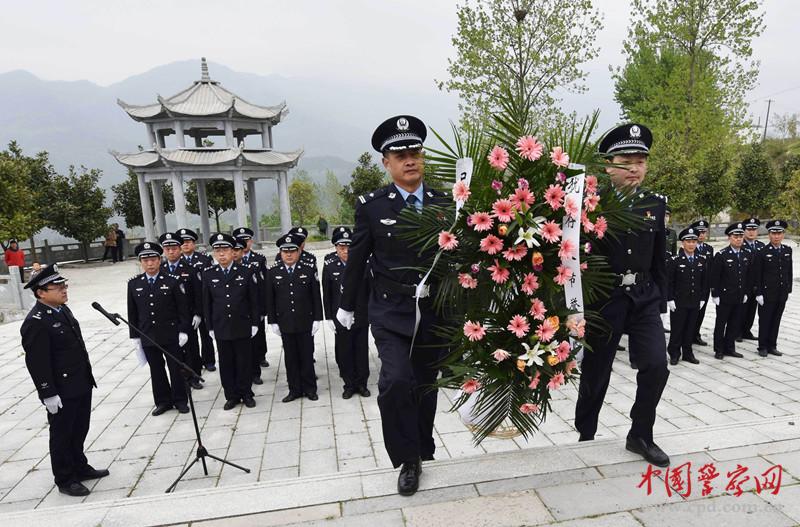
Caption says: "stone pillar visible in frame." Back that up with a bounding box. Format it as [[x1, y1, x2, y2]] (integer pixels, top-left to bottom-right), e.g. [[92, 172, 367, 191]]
[[247, 178, 260, 241], [151, 180, 167, 236], [233, 170, 248, 228], [137, 172, 155, 241], [268, 127, 274, 149], [146, 124, 157, 148], [196, 179, 211, 242], [171, 171, 188, 229], [261, 125, 271, 149], [278, 171, 291, 235], [175, 120, 185, 147], [225, 121, 234, 147]]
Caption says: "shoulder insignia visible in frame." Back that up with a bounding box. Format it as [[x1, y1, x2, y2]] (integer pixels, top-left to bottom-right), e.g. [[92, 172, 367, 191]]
[[357, 186, 389, 206]]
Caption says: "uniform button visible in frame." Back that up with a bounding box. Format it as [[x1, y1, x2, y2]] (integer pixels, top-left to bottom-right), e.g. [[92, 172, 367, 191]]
[[625, 287, 631, 291], [226, 294, 230, 298], [150, 294, 154, 297], [150, 312, 154, 315], [228, 314, 231, 317], [63, 373, 68, 377], [227, 304, 230, 307], [291, 309, 295, 312], [150, 303, 154, 306], [627, 249, 632, 254], [382, 293, 388, 299], [387, 233, 392, 237]]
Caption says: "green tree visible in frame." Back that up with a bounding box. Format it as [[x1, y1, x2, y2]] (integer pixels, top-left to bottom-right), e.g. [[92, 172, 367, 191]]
[[320, 170, 343, 222], [774, 168, 800, 233], [339, 153, 387, 223], [288, 170, 320, 226], [111, 169, 175, 229], [47, 166, 112, 260], [186, 180, 242, 232], [439, 0, 602, 129], [0, 141, 55, 240], [732, 142, 778, 216]]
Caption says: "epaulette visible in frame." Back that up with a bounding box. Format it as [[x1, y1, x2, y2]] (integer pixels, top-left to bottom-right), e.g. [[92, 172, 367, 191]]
[[202, 265, 215, 272], [323, 251, 338, 264], [128, 274, 140, 283], [269, 261, 282, 269], [357, 186, 389, 205]]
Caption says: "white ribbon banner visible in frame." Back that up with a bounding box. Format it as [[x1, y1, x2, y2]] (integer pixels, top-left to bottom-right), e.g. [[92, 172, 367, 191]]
[[561, 164, 586, 362]]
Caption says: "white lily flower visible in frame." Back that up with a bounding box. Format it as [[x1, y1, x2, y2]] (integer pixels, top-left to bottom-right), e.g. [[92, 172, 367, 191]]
[[519, 341, 545, 367], [515, 226, 540, 248]]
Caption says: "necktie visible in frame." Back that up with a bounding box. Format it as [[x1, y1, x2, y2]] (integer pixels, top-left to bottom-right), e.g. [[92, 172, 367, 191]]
[[169, 265, 175, 274], [224, 268, 229, 277], [406, 194, 421, 212], [287, 266, 294, 276], [148, 277, 155, 286]]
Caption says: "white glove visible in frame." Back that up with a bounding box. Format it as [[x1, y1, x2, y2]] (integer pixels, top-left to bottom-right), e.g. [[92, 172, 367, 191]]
[[209, 330, 215, 340], [178, 332, 188, 347], [667, 300, 676, 312], [326, 320, 336, 334], [700, 301, 706, 309], [251, 326, 258, 338], [311, 321, 320, 335], [43, 395, 63, 415], [742, 294, 748, 304], [191, 315, 201, 330], [712, 297, 720, 306], [756, 295, 764, 306], [336, 308, 355, 330], [133, 338, 147, 367], [269, 324, 281, 336]]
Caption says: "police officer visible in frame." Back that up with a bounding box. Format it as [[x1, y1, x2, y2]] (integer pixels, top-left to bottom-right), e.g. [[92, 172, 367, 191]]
[[178, 228, 217, 371], [21, 265, 109, 496], [203, 233, 260, 410], [739, 217, 764, 341], [575, 123, 670, 468], [337, 115, 448, 496], [690, 219, 714, 346], [666, 227, 708, 365], [664, 206, 678, 257], [753, 220, 793, 357], [710, 222, 752, 360], [274, 226, 318, 270], [235, 227, 271, 382], [161, 232, 203, 389], [323, 227, 370, 399], [128, 241, 191, 416]]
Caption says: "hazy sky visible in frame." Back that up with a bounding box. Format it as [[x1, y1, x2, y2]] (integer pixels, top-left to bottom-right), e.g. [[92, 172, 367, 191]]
[[2, 0, 797, 131]]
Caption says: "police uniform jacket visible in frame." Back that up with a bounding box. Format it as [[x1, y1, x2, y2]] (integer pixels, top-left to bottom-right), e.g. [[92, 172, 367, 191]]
[[710, 247, 753, 304], [666, 252, 708, 308], [340, 183, 449, 336], [162, 259, 201, 316], [665, 228, 678, 257], [274, 250, 317, 271], [127, 273, 191, 347], [322, 252, 369, 329], [202, 263, 260, 340], [243, 251, 269, 317], [266, 260, 323, 333], [21, 302, 96, 400], [695, 242, 714, 260], [184, 251, 213, 269], [753, 244, 793, 302]]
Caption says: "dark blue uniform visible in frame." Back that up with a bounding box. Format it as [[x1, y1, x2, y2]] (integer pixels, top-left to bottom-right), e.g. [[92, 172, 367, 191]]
[[666, 252, 708, 362], [242, 250, 269, 379], [202, 262, 260, 402], [740, 238, 766, 339], [575, 189, 669, 443], [127, 272, 191, 407], [710, 246, 752, 357], [693, 241, 714, 341], [754, 243, 793, 353], [22, 302, 96, 487], [162, 259, 203, 377], [340, 183, 448, 468], [322, 251, 370, 392], [266, 260, 322, 397], [183, 251, 217, 368]]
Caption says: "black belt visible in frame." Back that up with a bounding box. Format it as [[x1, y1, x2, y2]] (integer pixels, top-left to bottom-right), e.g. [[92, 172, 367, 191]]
[[614, 271, 650, 287], [373, 274, 423, 298]]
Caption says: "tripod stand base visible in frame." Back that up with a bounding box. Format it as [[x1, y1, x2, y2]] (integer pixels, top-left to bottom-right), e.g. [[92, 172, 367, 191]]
[[166, 445, 251, 493]]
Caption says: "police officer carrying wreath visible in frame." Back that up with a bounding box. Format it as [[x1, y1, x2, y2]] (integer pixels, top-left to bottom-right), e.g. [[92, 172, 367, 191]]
[[753, 219, 792, 357], [575, 123, 671, 468], [666, 227, 708, 365], [21, 265, 109, 496], [337, 115, 448, 496]]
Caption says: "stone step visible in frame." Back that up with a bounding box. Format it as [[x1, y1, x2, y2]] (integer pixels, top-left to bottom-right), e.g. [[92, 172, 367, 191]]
[[3, 415, 799, 527]]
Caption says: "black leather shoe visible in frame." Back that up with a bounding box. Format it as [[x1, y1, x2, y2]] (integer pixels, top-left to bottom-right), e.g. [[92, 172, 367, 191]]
[[282, 393, 300, 403], [714, 352, 724, 360], [176, 403, 190, 414], [769, 349, 783, 356], [630, 361, 639, 370], [626, 435, 670, 467], [578, 434, 594, 442], [243, 397, 256, 408], [758, 348, 769, 357], [694, 337, 708, 346], [223, 399, 239, 411], [342, 388, 355, 399], [205, 364, 216, 372], [260, 359, 270, 368], [190, 379, 203, 390], [682, 355, 700, 364], [735, 338, 743, 343], [397, 458, 422, 496], [725, 351, 744, 358], [152, 404, 172, 416], [358, 386, 371, 397], [669, 356, 679, 366], [59, 481, 90, 497], [252, 376, 263, 385], [742, 332, 757, 340], [307, 393, 319, 401], [78, 466, 110, 481]]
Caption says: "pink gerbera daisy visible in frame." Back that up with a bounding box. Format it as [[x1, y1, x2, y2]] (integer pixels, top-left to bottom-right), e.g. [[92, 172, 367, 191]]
[[544, 184, 565, 210], [492, 348, 511, 362], [507, 314, 530, 338], [438, 231, 459, 251], [536, 319, 557, 342], [516, 135, 544, 161], [585, 175, 598, 195], [517, 178, 529, 190], [510, 187, 535, 211], [520, 402, 540, 414], [540, 221, 562, 243], [463, 321, 486, 342], [558, 239, 576, 260], [554, 265, 573, 286], [502, 244, 528, 262], [479, 234, 504, 255], [564, 195, 579, 218], [594, 216, 608, 239], [487, 259, 510, 284], [550, 146, 570, 168], [529, 298, 547, 320], [452, 181, 471, 202], [555, 341, 571, 362], [487, 146, 510, 171], [581, 211, 595, 233], [521, 273, 540, 295], [547, 372, 566, 390], [529, 371, 541, 389], [584, 193, 600, 212], [470, 212, 494, 232], [462, 378, 482, 394], [492, 199, 515, 222], [565, 360, 579, 375], [458, 273, 478, 289]]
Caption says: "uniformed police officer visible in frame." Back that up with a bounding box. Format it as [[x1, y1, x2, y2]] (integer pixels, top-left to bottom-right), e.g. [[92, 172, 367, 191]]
[[337, 115, 449, 496], [575, 123, 670, 468], [161, 232, 203, 389], [274, 226, 318, 270], [690, 219, 714, 346], [203, 233, 260, 410], [322, 227, 371, 399], [178, 228, 217, 371], [739, 217, 765, 341], [128, 242, 191, 416], [21, 265, 109, 496], [235, 227, 271, 382], [666, 227, 708, 365], [753, 219, 793, 357], [710, 222, 752, 360], [664, 206, 678, 257]]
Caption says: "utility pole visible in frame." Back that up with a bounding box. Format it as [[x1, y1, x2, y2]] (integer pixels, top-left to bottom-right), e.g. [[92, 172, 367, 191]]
[[762, 99, 773, 142]]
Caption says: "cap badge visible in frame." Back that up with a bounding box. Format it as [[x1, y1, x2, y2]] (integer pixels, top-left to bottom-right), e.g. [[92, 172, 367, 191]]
[[144, 243, 151, 249], [343, 232, 349, 238], [52, 264, 59, 272], [285, 236, 291, 242], [166, 233, 171, 239], [629, 125, 641, 138], [217, 234, 223, 240], [738, 223, 742, 228], [397, 117, 409, 131]]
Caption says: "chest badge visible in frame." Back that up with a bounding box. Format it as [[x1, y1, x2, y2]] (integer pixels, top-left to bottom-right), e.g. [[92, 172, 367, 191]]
[[380, 219, 397, 225]]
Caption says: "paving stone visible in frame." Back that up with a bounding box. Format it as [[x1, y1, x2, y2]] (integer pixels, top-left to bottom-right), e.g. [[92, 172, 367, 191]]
[[403, 489, 553, 526], [632, 493, 795, 526], [192, 503, 341, 527]]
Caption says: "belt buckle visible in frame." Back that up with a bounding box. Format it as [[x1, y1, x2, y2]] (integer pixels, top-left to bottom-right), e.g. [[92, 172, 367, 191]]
[[621, 273, 636, 286]]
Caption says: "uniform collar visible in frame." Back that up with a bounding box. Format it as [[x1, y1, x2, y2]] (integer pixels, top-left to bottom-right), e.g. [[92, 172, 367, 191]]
[[146, 272, 160, 280], [393, 183, 424, 205]]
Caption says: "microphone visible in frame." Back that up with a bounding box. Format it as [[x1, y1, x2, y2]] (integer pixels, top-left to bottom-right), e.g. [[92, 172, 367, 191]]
[[92, 302, 120, 326]]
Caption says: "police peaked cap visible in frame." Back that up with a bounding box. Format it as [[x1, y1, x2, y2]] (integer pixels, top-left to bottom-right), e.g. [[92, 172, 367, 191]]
[[233, 238, 246, 250], [725, 222, 745, 236], [158, 232, 181, 246], [332, 226, 353, 245], [371, 115, 427, 153], [288, 226, 309, 241], [177, 228, 198, 242], [276, 232, 304, 250], [744, 217, 760, 228], [135, 241, 163, 259], [234, 227, 255, 240], [24, 263, 67, 290], [210, 233, 236, 248], [690, 220, 709, 232], [598, 123, 653, 157], [766, 219, 788, 232], [678, 227, 699, 241]]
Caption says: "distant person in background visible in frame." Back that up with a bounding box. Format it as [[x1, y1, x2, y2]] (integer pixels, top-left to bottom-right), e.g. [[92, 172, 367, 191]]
[[29, 262, 43, 280], [2, 238, 26, 282], [101, 226, 117, 263], [115, 225, 126, 262], [317, 216, 328, 237]]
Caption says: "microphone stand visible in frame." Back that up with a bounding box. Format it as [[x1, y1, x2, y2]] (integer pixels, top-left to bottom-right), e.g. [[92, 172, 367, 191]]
[[98, 309, 250, 492]]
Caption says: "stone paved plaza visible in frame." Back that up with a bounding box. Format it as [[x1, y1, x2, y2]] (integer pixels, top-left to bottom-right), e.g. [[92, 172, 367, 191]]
[[1, 242, 799, 525]]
